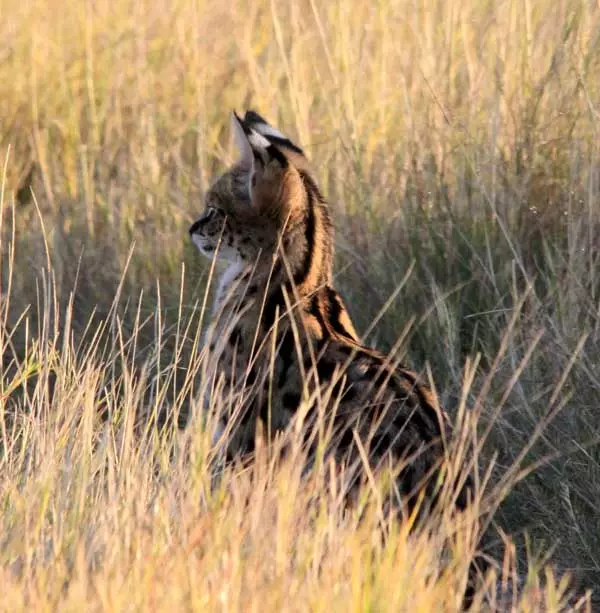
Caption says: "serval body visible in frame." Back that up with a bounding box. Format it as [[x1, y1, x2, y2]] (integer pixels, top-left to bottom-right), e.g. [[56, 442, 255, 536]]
[[189, 110, 467, 517]]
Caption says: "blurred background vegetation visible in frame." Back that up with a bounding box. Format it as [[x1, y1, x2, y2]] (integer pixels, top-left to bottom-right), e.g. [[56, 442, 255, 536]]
[[1, 0, 600, 608]]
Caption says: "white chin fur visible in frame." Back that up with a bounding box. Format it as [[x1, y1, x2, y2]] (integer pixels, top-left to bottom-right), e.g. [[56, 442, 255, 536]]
[[192, 235, 225, 261], [192, 233, 211, 256], [193, 233, 243, 265]]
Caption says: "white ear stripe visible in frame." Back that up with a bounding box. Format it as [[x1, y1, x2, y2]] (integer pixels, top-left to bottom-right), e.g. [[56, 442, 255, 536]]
[[248, 129, 271, 151], [252, 123, 288, 141]]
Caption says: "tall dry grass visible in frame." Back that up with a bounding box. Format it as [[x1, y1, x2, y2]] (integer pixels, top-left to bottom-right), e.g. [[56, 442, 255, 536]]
[[1, 0, 599, 609]]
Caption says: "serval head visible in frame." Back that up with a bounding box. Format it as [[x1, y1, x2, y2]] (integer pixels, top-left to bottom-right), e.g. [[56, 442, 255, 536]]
[[189, 111, 334, 295]]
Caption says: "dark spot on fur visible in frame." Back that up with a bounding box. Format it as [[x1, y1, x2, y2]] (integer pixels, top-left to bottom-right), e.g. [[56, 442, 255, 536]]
[[259, 401, 270, 424], [277, 371, 287, 389], [397, 464, 417, 500], [282, 392, 300, 410], [227, 435, 255, 461], [338, 427, 356, 451], [316, 358, 336, 382], [327, 375, 354, 406], [365, 365, 391, 390], [342, 385, 358, 402], [263, 287, 285, 330], [277, 330, 296, 388], [336, 344, 354, 359], [230, 327, 242, 349], [371, 432, 395, 454], [314, 338, 328, 355]]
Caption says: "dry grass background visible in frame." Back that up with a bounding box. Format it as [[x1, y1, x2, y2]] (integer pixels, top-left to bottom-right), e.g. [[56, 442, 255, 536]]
[[1, 0, 600, 610]]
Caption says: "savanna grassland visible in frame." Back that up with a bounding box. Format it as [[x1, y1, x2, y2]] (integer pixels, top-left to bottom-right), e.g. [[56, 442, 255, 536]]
[[1, 0, 599, 610]]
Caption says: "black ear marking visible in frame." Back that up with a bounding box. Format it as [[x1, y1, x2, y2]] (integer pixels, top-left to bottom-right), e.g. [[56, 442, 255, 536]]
[[234, 110, 252, 135], [265, 135, 304, 155], [244, 110, 268, 125], [252, 149, 265, 167], [242, 110, 305, 155], [266, 145, 288, 168]]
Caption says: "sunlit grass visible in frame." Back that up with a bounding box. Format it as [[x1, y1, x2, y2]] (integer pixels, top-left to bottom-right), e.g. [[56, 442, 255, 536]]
[[0, 250, 591, 612], [1, 0, 599, 609]]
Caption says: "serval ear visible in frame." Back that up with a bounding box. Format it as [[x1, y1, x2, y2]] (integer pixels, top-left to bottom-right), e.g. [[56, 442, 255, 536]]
[[247, 129, 297, 215], [243, 110, 304, 155], [230, 110, 253, 170], [247, 129, 289, 171]]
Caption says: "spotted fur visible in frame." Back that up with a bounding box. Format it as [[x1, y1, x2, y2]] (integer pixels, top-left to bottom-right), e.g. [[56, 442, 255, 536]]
[[189, 111, 461, 514]]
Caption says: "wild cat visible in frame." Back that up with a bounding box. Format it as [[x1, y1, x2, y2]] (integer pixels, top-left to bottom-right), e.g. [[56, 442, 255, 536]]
[[188, 110, 470, 516], [189, 111, 485, 606]]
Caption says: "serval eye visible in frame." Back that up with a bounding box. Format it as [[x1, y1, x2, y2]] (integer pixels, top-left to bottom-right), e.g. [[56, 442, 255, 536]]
[[205, 205, 221, 218], [251, 175, 257, 188]]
